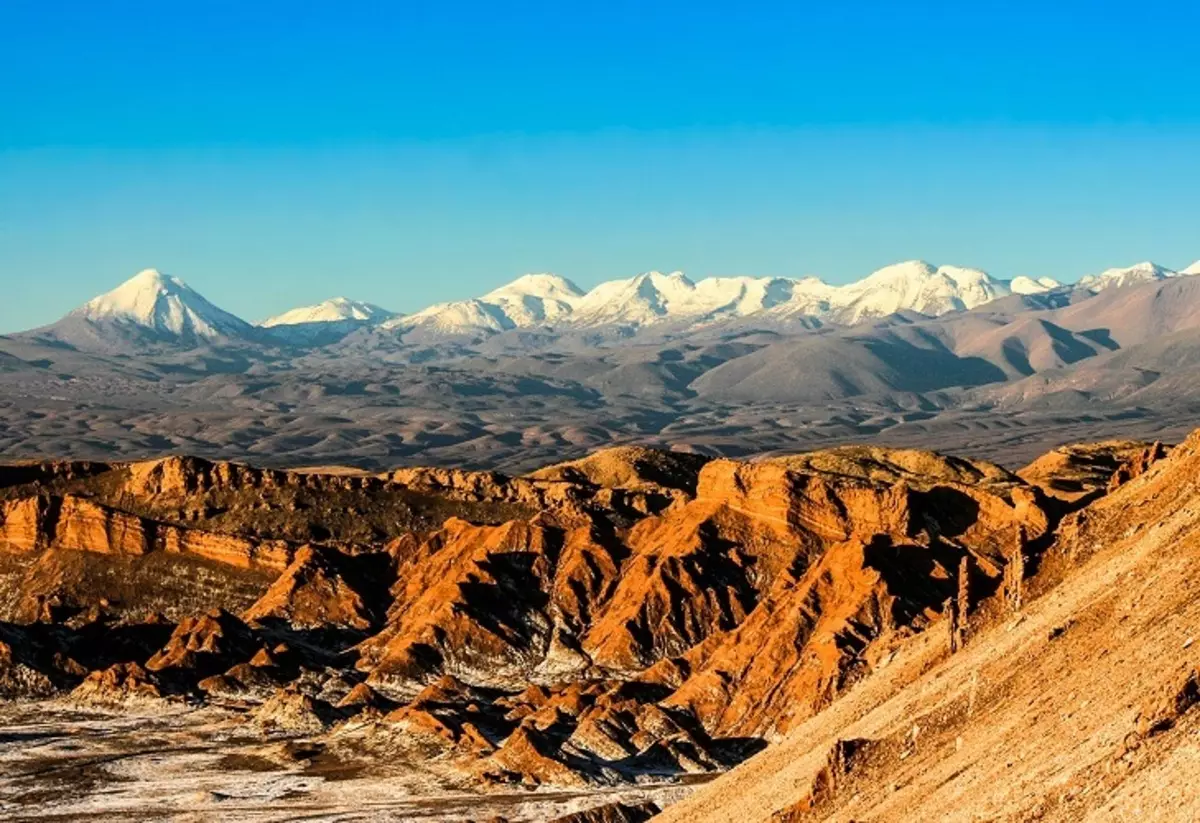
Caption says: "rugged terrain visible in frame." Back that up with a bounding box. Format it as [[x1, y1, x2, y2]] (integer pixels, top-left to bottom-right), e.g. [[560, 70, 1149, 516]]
[[658, 430, 1200, 822], [0, 432, 1185, 820]]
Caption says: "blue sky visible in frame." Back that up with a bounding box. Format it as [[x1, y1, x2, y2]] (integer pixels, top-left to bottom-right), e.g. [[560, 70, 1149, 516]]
[[2, 1, 1199, 331]]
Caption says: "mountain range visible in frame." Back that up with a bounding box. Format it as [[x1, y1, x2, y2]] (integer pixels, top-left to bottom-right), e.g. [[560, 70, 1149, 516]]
[[1, 256, 1200, 473], [21, 258, 1198, 349]]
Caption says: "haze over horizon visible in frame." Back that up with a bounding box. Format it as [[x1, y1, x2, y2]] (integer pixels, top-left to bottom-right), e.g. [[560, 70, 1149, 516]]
[[3, 0, 1199, 332]]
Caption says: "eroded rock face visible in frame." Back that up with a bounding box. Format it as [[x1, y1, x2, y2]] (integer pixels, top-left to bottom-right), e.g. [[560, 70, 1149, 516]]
[[0, 497, 49, 553], [70, 662, 162, 707], [145, 609, 259, 681], [345, 444, 1057, 782], [361, 518, 570, 693], [0, 493, 293, 572], [1017, 439, 1170, 502], [0, 441, 1107, 791], [1107, 441, 1169, 491], [243, 545, 386, 630]]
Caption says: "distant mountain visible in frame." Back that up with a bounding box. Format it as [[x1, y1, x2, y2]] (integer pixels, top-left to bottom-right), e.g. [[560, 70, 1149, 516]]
[[1183, 260, 1200, 275], [26, 269, 257, 351], [782, 261, 1020, 324], [381, 274, 584, 336], [262, 297, 395, 327], [6, 265, 1200, 472], [1006, 275, 1061, 294], [1076, 261, 1178, 292], [478, 273, 585, 325], [261, 297, 396, 345]]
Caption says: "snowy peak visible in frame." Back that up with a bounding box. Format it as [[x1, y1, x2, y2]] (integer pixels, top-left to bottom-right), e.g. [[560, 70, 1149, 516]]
[[823, 261, 1010, 323], [1010, 275, 1063, 295], [69, 269, 252, 342], [384, 272, 586, 335], [1182, 260, 1200, 275], [480, 273, 585, 325], [482, 273, 584, 303], [261, 297, 395, 328], [570, 271, 701, 326], [1077, 261, 1177, 292]]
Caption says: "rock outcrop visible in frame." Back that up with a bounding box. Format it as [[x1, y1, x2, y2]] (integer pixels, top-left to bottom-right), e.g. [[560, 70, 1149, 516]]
[[0, 493, 293, 571], [70, 662, 163, 707], [243, 545, 386, 630], [146, 608, 259, 681], [1017, 439, 1170, 502], [529, 446, 710, 495]]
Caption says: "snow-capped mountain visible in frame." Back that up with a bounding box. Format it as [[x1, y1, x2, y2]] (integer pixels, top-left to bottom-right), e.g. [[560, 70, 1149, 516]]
[[260, 297, 397, 345], [568, 271, 710, 326], [1182, 260, 1200, 275], [800, 261, 1017, 324], [1077, 261, 1178, 292], [261, 297, 394, 328], [385, 299, 517, 334], [479, 274, 584, 325], [381, 274, 584, 335], [1010, 275, 1062, 295], [73, 269, 251, 337], [44, 269, 255, 348], [383, 262, 1065, 337]]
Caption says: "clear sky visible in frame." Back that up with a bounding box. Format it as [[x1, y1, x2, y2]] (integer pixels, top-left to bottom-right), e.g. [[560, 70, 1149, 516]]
[[2, 0, 1199, 332]]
